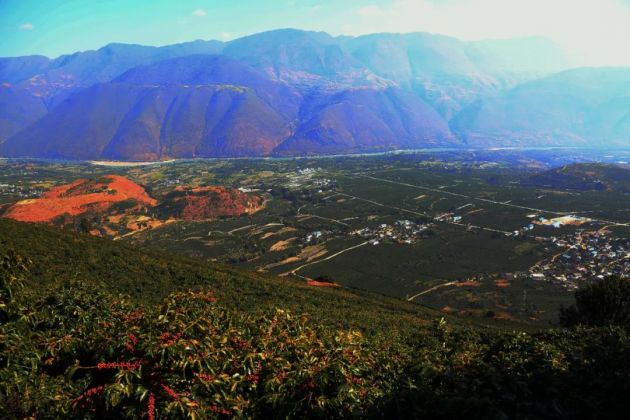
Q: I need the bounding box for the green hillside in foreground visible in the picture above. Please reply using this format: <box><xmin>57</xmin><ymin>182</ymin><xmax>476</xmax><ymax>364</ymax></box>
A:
<box><xmin>1</xmin><ymin>219</ymin><xmax>629</xmax><ymax>419</ymax></box>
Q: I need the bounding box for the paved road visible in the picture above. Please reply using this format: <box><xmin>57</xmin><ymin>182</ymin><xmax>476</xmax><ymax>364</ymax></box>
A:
<box><xmin>282</xmin><ymin>241</ymin><xmax>370</xmax><ymax>277</ymax></box>
<box><xmin>336</xmin><ymin>192</ymin><xmax>512</xmax><ymax>235</ymax></box>
<box><xmin>361</xmin><ymin>174</ymin><xmax>630</xmax><ymax>228</ymax></box>
<box><xmin>407</xmin><ymin>281</ymin><xmax>458</xmax><ymax>302</ymax></box>
<box><xmin>298</xmin><ymin>214</ymin><xmax>350</xmax><ymax>227</ymax></box>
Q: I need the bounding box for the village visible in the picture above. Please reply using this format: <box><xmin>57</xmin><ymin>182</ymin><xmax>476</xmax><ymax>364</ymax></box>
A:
<box><xmin>528</xmin><ymin>230</ymin><xmax>630</xmax><ymax>290</ymax></box>
<box><xmin>0</xmin><ymin>182</ymin><xmax>44</xmax><ymax>199</ymax></box>
<box><xmin>352</xmin><ymin>219</ymin><xmax>434</xmax><ymax>245</ymax></box>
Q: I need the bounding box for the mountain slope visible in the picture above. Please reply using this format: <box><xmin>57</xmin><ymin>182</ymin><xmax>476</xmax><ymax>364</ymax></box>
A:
<box><xmin>1</xmin><ymin>54</ymin><xmax>461</xmax><ymax>160</ymax></box>
<box><xmin>275</xmin><ymin>87</ymin><xmax>456</xmax><ymax>155</ymax></box>
<box><xmin>2</xmin><ymin>29</ymin><xmax>628</xmax><ymax>159</ymax></box>
<box><xmin>0</xmin><ymin>84</ymin><xmax>48</xmax><ymax>140</ymax></box>
<box><xmin>222</xmin><ymin>29</ymin><xmax>391</xmax><ymax>89</ymax></box>
<box><xmin>452</xmin><ymin>67</ymin><xmax>630</xmax><ymax>147</ymax></box>
<box><xmin>0</xmin><ymin>40</ymin><xmax>225</xmax><ymax>99</ymax></box>
<box><xmin>342</xmin><ymin>33</ymin><xmax>571</xmax><ymax>118</ymax></box>
<box><xmin>0</xmin><ymin>56</ymin><xmax>301</xmax><ymax>160</ymax></box>
<box><xmin>1</xmin><ymin>82</ymin><xmax>149</xmax><ymax>159</ymax></box>
<box><xmin>1</xmin><ymin>83</ymin><xmax>293</xmax><ymax>160</ymax></box>
<box><xmin>0</xmin><ymin>41</ymin><xmax>225</xmax><ymax>137</ymax></box>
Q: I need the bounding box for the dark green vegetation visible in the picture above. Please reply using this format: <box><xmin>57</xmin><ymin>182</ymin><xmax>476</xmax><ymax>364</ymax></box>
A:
<box><xmin>523</xmin><ymin>163</ymin><xmax>630</xmax><ymax>193</ymax></box>
<box><xmin>0</xmin><ymin>218</ymin><xmax>437</xmax><ymax>331</ymax></box>
<box><xmin>2</xmin><ymin>218</ymin><xmax>630</xmax><ymax>418</ymax></box>
<box><xmin>561</xmin><ymin>276</ymin><xmax>630</xmax><ymax>328</ymax></box>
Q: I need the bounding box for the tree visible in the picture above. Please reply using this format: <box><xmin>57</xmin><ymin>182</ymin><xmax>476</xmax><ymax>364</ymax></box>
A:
<box><xmin>560</xmin><ymin>276</ymin><xmax>630</xmax><ymax>328</ymax></box>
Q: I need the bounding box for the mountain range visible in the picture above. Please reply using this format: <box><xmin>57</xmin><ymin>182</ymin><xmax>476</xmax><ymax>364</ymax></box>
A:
<box><xmin>0</xmin><ymin>29</ymin><xmax>628</xmax><ymax>160</ymax></box>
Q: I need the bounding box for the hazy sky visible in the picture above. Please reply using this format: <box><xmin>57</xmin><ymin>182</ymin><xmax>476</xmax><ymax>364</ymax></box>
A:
<box><xmin>1</xmin><ymin>0</ymin><xmax>629</xmax><ymax>66</ymax></box>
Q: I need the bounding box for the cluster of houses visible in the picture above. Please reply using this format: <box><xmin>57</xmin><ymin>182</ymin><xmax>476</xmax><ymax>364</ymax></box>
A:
<box><xmin>312</xmin><ymin>178</ymin><xmax>335</xmax><ymax>191</ymax></box>
<box><xmin>512</xmin><ymin>214</ymin><xmax>591</xmax><ymax>237</ymax></box>
<box><xmin>286</xmin><ymin>167</ymin><xmax>323</xmax><ymax>188</ymax></box>
<box><xmin>528</xmin><ymin>230</ymin><xmax>629</xmax><ymax>290</ymax></box>
<box><xmin>304</xmin><ymin>230</ymin><xmax>325</xmax><ymax>244</ymax></box>
<box><xmin>434</xmin><ymin>213</ymin><xmax>463</xmax><ymax>223</ymax></box>
<box><xmin>0</xmin><ymin>183</ymin><xmax>43</xmax><ymax>199</ymax></box>
<box><xmin>352</xmin><ymin>220</ymin><xmax>433</xmax><ymax>245</ymax></box>
<box><xmin>154</xmin><ymin>177</ymin><xmax>182</xmax><ymax>188</ymax></box>
<box><xmin>534</xmin><ymin>214</ymin><xmax>590</xmax><ymax>228</ymax></box>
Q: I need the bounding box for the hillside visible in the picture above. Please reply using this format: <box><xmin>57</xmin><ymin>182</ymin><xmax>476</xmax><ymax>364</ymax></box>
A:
<box><xmin>1</xmin><ymin>218</ymin><xmax>630</xmax><ymax>418</ymax></box>
<box><xmin>0</xmin><ymin>218</ymin><xmax>443</xmax><ymax>330</ymax></box>
<box><xmin>453</xmin><ymin>68</ymin><xmax>630</xmax><ymax>147</ymax></box>
<box><xmin>0</xmin><ymin>55</ymin><xmax>302</xmax><ymax>160</ymax></box>
<box><xmin>1</xmin><ymin>175</ymin><xmax>264</xmax><ymax>237</ymax></box>
<box><xmin>0</xmin><ymin>84</ymin><xmax>48</xmax><ymax>139</ymax></box>
<box><xmin>522</xmin><ymin>163</ymin><xmax>630</xmax><ymax>192</ymax></box>
<box><xmin>0</xmin><ymin>41</ymin><xmax>224</xmax><ymax>140</ymax></box>
<box><xmin>157</xmin><ymin>186</ymin><xmax>264</xmax><ymax>221</ymax></box>
<box><xmin>3</xmin><ymin>175</ymin><xmax>155</xmax><ymax>223</ymax></box>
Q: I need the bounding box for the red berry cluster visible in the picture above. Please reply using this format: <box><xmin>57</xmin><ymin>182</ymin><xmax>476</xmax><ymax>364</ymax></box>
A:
<box><xmin>160</xmin><ymin>383</ymin><xmax>180</xmax><ymax>400</ymax></box>
<box><xmin>126</xmin><ymin>333</ymin><xmax>138</xmax><ymax>351</ymax></box>
<box><xmin>97</xmin><ymin>361</ymin><xmax>142</xmax><ymax>370</ymax></box>
<box><xmin>75</xmin><ymin>385</ymin><xmax>105</xmax><ymax>408</ymax></box>
<box><xmin>147</xmin><ymin>393</ymin><xmax>155</xmax><ymax>420</ymax></box>
<box><xmin>194</xmin><ymin>372</ymin><xmax>215</xmax><ymax>382</ymax></box>
<box><xmin>158</xmin><ymin>331</ymin><xmax>182</xmax><ymax>347</ymax></box>
<box><xmin>246</xmin><ymin>361</ymin><xmax>262</xmax><ymax>384</ymax></box>
<box><xmin>209</xmin><ymin>405</ymin><xmax>232</xmax><ymax>415</ymax></box>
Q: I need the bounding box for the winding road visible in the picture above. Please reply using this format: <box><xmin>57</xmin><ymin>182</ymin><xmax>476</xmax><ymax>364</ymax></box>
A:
<box><xmin>281</xmin><ymin>240</ymin><xmax>370</xmax><ymax>277</ymax></box>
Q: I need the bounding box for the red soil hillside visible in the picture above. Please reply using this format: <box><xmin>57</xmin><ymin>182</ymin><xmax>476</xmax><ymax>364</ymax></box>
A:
<box><xmin>164</xmin><ymin>186</ymin><xmax>264</xmax><ymax>221</ymax></box>
<box><xmin>306</xmin><ymin>279</ymin><xmax>340</xmax><ymax>288</ymax></box>
<box><xmin>3</xmin><ymin>175</ymin><xmax>156</xmax><ymax>223</ymax></box>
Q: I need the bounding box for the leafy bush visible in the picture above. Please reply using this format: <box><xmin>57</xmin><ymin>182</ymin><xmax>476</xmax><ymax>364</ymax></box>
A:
<box><xmin>0</xmin><ymin>249</ymin><xmax>30</xmax><ymax>321</ymax></box>
<box><xmin>1</xmin><ymin>261</ymin><xmax>395</xmax><ymax>418</ymax></box>
<box><xmin>2</xmin><ymin>224</ymin><xmax>630</xmax><ymax>419</ymax></box>
<box><xmin>560</xmin><ymin>276</ymin><xmax>630</xmax><ymax>328</ymax></box>
<box><xmin>380</xmin><ymin>321</ymin><xmax>630</xmax><ymax>419</ymax></box>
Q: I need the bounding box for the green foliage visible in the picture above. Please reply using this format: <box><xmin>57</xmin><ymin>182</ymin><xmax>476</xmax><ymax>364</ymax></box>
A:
<box><xmin>0</xmin><ymin>275</ymin><xmax>394</xmax><ymax>418</ymax></box>
<box><xmin>0</xmin><ymin>249</ymin><xmax>30</xmax><ymax>321</ymax></box>
<box><xmin>381</xmin><ymin>324</ymin><xmax>630</xmax><ymax>419</ymax></box>
<box><xmin>2</xmin><ymin>220</ymin><xmax>630</xmax><ymax>418</ymax></box>
<box><xmin>560</xmin><ymin>276</ymin><xmax>630</xmax><ymax>328</ymax></box>
<box><xmin>0</xmin><ymin>218</ymin><xmax>441</xmax><ymax>335</ymax></box>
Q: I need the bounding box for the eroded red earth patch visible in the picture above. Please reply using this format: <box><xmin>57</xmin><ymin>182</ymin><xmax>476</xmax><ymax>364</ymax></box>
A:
<box><xmin>2</xmin><ymin>177</ymin><xmax>264</xmax><ymax>238</ymax></box>
<box><xmin>3</xmin><ymin>175</ymin><xmax>156</xmax><ymax>223</ymax></box>
<box><xmin>306</xmin><ymin>279</ymin><xmax>340</xmax><ymax>288</ymax></box>
<box><xmin>169</xmin><ymin>186</ymin><xmax>264</xmax><ymax>221</ymax></box>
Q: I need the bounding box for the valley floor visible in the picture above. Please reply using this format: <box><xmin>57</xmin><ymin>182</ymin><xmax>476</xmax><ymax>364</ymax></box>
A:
<box><xmin>1</xmin><ymin>150</ymin><xmax>628</xmax><ymax>325</ymax></box>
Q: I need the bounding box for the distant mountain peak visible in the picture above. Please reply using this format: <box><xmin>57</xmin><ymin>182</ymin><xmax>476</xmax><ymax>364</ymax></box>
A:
<box><xmin>0</xmin><ymin>29</ymin><xmax>627</xmax><ymax>160</ymax></box>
